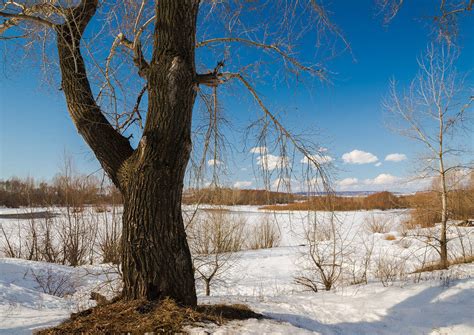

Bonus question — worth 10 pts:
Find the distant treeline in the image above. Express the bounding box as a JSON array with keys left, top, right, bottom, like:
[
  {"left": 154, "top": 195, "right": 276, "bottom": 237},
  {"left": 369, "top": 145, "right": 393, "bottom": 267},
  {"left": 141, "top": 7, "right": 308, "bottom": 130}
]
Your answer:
[
  {"left": 182, "top": 188, "right": 302, "bottom": 206},
  {"left": 2, "top": 175, "right": 473, "bottom": 226},
  {"left": 0, "top": 176, "right": 121, "bottom": 208},
  {"left": 262, "top": 187, "right": 474, "bottom": 224},
  {"left": 0, "top": 179, "right": 299, "bottom": 208},
  {"left": 261, "top": 191, "right": 406, "bottom": 211}
]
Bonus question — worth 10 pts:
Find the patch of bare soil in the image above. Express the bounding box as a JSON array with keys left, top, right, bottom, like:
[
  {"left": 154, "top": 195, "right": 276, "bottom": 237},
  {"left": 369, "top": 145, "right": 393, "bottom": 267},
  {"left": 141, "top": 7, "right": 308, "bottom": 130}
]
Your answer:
[{"left": 36, "top": 298, "right": 262, "bottom": 334}]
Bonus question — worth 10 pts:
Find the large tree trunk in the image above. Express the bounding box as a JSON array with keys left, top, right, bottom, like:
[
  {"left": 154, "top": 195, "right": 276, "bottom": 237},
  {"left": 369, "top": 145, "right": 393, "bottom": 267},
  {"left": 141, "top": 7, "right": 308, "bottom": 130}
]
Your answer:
[
  {"left": 121, "top": 171, "right": 196, "bottom": 304},
  {"left": 55, "top": 0, "right": 199, "bottom": 306},
  {"left": 119, "top": 0, "right": 199, "bottom": 305}
]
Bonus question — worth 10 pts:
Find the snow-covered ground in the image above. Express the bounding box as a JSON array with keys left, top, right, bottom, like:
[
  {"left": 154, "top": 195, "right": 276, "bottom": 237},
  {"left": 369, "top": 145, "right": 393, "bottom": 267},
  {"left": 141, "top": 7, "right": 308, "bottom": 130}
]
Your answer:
[{"left": 0, "top": 206, "right": 473, "bottom": 334}]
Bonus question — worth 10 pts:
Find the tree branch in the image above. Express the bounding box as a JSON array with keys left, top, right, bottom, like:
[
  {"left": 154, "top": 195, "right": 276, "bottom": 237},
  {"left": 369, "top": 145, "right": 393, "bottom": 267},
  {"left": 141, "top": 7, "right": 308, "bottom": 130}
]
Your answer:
[
  {"left": 196, "top": 37, "right": 324, "bottom": 78},
  {"left": 54, "top": 0, "right": 134, "bottom": 188},
  {"left": 116, "top": 33, "right": 150, "bottom": 78},
  {"left": 0, "top": 11, "right": 55, "bottom": 33}
]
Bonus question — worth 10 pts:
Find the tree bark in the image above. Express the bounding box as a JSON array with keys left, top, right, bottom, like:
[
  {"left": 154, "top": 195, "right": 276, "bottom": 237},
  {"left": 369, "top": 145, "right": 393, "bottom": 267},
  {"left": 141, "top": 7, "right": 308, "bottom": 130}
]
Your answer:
[
  {"left": 439, "top": 160, "right": 449, "bottom": 269},
  {"left": 205, "top": 279, "right": 210, "bottom": 296},
  {"left": 55, "top": 1, "right": 134, "bottom": 188},
  {"left": 439, "top": 104, "right": 448, "bottom": 270},
  {"left": 54, "top": 0, "right": 200, "bottom": 306}
]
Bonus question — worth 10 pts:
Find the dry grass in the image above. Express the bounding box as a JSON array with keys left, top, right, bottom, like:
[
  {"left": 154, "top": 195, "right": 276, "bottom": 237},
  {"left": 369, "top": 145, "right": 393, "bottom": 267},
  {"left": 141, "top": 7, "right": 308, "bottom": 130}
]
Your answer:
[
  {"left": 384, "top": 234, "right": 397, "bottom": 241},
  {"left": 413, "top": 255, "right": 474, "bottom": 273},
  {"left": 183, "top": 188, "right": 298, "bottom": 206},
  {"left": 364, "top": 215, "right": 392, "bottom": 234},
  {"left": 402, "top": 187, "right": 474, "bottom": 229},
  {"left": 247, "top": 219, "right": 281, "bottom": 250},
  {"left": 37, "top": 298, "right": 262, "bottom": 334},
  {"left": 262, "top": 191, "right": 406, "bottom": 211}
]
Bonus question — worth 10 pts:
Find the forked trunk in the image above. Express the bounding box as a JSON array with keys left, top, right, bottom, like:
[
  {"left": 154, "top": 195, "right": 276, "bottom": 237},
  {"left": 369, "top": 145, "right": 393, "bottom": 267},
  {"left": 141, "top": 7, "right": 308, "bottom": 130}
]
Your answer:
[
  {"left": 119, "top": 0, "right": 200, "bottom": 305},
  {"left": 55, "top": 0, "right": 200, "bottom": 306}
]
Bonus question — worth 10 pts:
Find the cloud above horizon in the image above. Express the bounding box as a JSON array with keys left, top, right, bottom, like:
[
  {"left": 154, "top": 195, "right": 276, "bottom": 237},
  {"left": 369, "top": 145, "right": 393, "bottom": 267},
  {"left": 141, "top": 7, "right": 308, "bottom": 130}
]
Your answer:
[
  {"left": 385, "top": 153, "right": 407, "bottom": 162},
  {"left": 249, "top": 146, "right": 268, "bottom": 154},
  {"left": 336, "top": 177, "right": 359, "bottom": 187},
  {"left": 365, "top": 173, "right": 399, "bottom": 185},
  {"left": 342, "top": 150, "right": 378, "bottom": 164},
  {"left": 300, "top": 154, "right": 333, "bottom": 165},
  {"left": 257, "top": 154, "right": 288, "bottom": 171},
  {"left": 335, "top": 174, "right": 404, "bottom": 191},
  {"left": 233, "top": 181, "right": 253, "bottom": 188},
  {"left": 207, "top": 159, "right": 223, "bottom": 166}
]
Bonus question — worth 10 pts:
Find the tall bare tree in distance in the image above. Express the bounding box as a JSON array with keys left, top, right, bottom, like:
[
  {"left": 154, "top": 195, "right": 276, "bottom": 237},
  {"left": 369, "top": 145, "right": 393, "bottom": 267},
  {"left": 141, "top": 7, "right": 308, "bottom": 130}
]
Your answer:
[{"left": 384, "top": 44, "right": 473, "bottom": 269}]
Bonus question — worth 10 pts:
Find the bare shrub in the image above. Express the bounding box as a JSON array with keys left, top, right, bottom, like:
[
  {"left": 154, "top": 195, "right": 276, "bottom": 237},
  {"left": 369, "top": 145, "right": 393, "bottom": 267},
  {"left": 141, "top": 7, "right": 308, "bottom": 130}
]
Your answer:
[
  {"left": 364, "top": 214, "right": 392, "bottom": 234},
  {"left": 295, "top": 214, "right": 346, "bottom": 292},
  {"left": 247, "top": 218, "right": 281, "bottom": 250},
  {"left": 346, "top": 236, "right": 375, "bottom": 285},
  {"left": 374, "top": 256, "right": 406, "bottom": 286},
  {"left": 58, "top": 208, "right": 97, "bottom": 266},
  {"left": 37, "top": 216, "right": 61, "bottom": 263},
  {"left": 0, "top": 206, "right": 126, "bottom": 266},
  {"left": 187, "top": 211, "right": 245, "bottom": 296},
  {"left": 97, "top": 206, "right": 122, "bottom": 264},
  {"left": 1, "top": 224, "right": 22, "bottom": 258},
  {"left": 453, "top": 225, "right": 474, "bottom": 263},
  {"left": 28, "top": 267, "right": 76, "bottom": 297},
  {"left": 405, "top": 206, "right": 439, "bottom": 229},
  {"left": 1, "top": 211, "right": 62, "bottom": 263}
]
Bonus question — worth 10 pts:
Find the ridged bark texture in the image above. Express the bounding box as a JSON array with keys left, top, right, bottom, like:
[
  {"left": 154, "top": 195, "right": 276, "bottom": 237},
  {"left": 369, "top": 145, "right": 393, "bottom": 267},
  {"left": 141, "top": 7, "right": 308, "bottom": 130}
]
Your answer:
[
  {"left": 120, "top": 0, "right": 199, "bottom": 305},
  {"left": 54, "top": 0, "right": 199, "bottom": 306}
]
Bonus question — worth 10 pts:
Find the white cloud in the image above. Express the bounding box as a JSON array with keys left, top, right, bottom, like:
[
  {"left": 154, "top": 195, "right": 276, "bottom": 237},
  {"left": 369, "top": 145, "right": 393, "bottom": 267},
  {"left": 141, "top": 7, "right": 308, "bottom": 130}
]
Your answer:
[
  {"left": 404, "top": 176, "right": 433, "bottom": 191},
  {"left": 306, "top": 177, "right": 325, "bottom": 190},
  {"left": 337, "top": 178, "right": 359, "bottom": 187},
  {"left": 272, "top": 177, "right": 291, "bottom": 190},
  {"left": 207, "top": 159, "right": 223, "bottom": 166},
  {"left": 233, "top": 181, "right": 252, "bottom": 188},
  {"left": 342, "top": 150, "right": 378, "bottom": 164},
  {"left": 257, "top": 154, "right": 288, "bottom": 171},
  {"left": 250, "top": 146, "right": 268, "bottom": 154},
  {"left": 300, "top": 154, "right": 333, "bottom": 165},
  {"left": 365, "top": 173, "right": 399, "bottom": 185},
  {"left": 385, "top": 153, "right": 407, "bottom": 162},
  {"left": 375, "top": 162, "right": 382, "bottom": 167}
]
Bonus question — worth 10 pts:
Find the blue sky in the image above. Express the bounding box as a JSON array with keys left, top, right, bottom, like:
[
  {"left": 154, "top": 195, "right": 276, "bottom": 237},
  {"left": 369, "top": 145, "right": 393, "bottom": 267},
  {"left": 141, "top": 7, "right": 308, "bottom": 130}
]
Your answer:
[{"left": 1, "top": 0, "right": 472, "bottom": 192}]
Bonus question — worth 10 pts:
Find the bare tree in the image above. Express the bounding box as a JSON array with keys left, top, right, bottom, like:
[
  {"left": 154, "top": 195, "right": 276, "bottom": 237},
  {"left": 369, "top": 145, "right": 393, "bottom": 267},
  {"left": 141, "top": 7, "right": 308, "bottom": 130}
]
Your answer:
[
  {"left": 384, "top": 44, "right": 472, "bottom": 269},
  {"left": 377, "top": 0, "right": 473, "bottom": 45},
  {"left": 2, "top": 0, "right": 469, "bottom": 307},
  {"left": 0, "top": 0, "right": 340, "bottom": 305}
]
